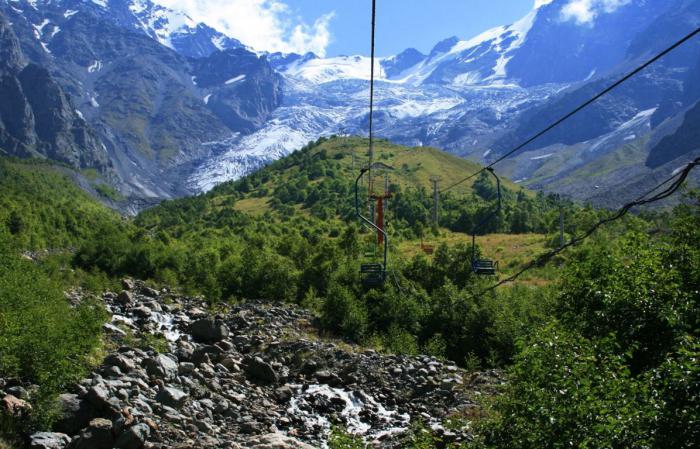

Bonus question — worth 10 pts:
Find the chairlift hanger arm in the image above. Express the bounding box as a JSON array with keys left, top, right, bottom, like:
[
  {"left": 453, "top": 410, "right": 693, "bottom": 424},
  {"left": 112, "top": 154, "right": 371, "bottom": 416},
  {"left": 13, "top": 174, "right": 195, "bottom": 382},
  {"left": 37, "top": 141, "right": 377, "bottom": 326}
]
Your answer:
[
  {"left": 471, "top": 168, "right": 502, "bottom": 236},
  {"left": 355, "top": 169, "right": 388, "bottom": 268}
]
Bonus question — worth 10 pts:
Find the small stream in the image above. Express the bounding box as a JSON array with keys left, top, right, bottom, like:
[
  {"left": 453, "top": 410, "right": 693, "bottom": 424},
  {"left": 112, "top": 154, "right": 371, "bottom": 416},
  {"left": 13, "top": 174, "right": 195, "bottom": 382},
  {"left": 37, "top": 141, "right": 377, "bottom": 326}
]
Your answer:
[{"left": 288, "top": 384, "right": 410, "bottom": 446}]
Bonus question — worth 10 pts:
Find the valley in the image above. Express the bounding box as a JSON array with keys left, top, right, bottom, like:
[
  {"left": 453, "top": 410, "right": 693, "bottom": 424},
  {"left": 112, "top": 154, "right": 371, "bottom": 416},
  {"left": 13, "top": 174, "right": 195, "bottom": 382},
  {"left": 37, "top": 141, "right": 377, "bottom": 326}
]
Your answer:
[{"left": 1, "top": 1, "right": 699, "bottom": 448}]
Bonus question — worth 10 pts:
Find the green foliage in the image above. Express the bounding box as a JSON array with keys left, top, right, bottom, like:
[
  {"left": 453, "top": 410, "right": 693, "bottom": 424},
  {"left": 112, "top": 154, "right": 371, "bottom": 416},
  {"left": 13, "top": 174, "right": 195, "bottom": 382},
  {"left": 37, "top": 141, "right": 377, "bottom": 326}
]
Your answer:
[
  {"left": 478, "top": 196, "right": 700, "bottom": 449},
  {"left": 481, "top": 326, "right": 649, "bottom": 449},
  {"left": 0, "top": 233, "right": 106, "bottom": 428},
  {"left": 0, "top": 158, "right": 121, "bottom": 249},
  {"left": 328, "top": 427, "right": 367, "bottom": 449}
]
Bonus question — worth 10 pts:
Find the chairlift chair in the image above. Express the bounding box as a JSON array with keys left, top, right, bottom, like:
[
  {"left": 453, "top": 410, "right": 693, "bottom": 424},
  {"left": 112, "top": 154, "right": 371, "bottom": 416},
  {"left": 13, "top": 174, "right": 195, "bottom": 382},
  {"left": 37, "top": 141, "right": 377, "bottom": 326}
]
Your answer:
[
  {"left": 470, "top": 168, "right": 502, "bottom": 276},
  {"left": 355, "top": 167, "right": 389, "bottom": 287}
]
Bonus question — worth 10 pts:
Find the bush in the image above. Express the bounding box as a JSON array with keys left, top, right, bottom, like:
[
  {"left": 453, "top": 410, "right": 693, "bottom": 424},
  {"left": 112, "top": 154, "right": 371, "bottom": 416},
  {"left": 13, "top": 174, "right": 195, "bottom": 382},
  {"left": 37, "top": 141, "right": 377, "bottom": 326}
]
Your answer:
[
  {"left": 0, "top": 234, "right": 106, "bottom": 427},
  {"left": 480, "top": 326, "right": 649, "bottom": 449}
]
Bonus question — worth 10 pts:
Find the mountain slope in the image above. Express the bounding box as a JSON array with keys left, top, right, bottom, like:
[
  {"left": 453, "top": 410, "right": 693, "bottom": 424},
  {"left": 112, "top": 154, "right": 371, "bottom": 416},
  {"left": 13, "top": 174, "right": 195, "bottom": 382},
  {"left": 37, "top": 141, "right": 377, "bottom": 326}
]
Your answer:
[
  {"left": 0, "top": 0, "right": 281, "bottom": 202},
  {"left": 0, "top": 13, "right": 110, "bottom": 172}
]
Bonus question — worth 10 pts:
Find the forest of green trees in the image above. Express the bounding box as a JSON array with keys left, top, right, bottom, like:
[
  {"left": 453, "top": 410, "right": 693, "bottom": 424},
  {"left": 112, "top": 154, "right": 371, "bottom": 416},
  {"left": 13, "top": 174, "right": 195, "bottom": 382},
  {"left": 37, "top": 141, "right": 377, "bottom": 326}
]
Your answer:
[{"left": 1, "top": 139, "right": 697, "bottom": 447}]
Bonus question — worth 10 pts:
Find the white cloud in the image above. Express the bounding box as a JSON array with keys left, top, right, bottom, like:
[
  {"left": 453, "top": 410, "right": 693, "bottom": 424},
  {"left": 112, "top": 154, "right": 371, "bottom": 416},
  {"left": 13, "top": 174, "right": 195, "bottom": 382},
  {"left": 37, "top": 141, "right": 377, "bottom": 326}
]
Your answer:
[
  {"left": 560, "top": 0, "right": 631, "bottom": 25},
  {"left": 153, "top": 0, "right": 335, "bottom": 56}
]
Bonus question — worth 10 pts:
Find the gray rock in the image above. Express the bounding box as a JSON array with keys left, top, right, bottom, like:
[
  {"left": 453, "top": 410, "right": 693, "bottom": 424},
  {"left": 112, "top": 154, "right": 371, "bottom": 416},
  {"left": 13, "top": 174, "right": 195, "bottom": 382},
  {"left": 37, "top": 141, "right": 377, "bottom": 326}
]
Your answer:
[
  {"left": 86, "top": 384, "right": 115, "bottom": 411},
  {"left": 143, "top": 287, "right": 159, "bottom": 298},
  {"left": 144, "top": 354, "right": 178, "bottom": 380},
  {"left": 114, "top": 423, "right": 150, "bottom": 449},
  {"left": 245, "top": 433, "right": 316, "bottom": 449},
  {"left": 54, "top": 394, "right": 94, "bottom": 435},
  {"left": 104, "top": 354, "right": 135, "bottom": 373},
  {"left": 29, "top": 432, "right": 71, "bottom": 449},
  {"left": 121, "top": 279, "right": 136, "bottom": 291},
  {"left": 243, "top": 356, "right": 278, "bottom": 384},
  {"left": 117, "top": 291, "right": 133, "bottom": 306},
  {"left": 155, "top": 387, "right": 188, "bottom": 409},
  {"left": 190, "top": 318, "right": 229, "bottom": 343},
  {"left": 69, "top": 418, "right": 113, "bottom": 449}
]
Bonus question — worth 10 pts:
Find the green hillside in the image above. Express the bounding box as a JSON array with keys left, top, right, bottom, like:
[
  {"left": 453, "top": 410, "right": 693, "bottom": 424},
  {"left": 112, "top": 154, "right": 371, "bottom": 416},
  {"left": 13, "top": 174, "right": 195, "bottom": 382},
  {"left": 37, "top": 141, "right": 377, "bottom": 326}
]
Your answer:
[
  {"left": 0, "top": 158, "right": 124, "bottom": 249},
  {"left": 2, "top": 140, "right": 697, "bottom": 449}
]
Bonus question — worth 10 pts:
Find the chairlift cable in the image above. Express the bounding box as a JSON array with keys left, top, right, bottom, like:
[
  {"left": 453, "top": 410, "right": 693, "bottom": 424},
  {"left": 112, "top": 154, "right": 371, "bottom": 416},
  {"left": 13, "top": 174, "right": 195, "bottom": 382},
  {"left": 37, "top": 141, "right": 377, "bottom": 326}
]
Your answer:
[
  {"left": 440, "top": 26, "right": 700, "bottom": 194},
  {"left": 480, "top": 156, "right": 700, "bottom": 293}
]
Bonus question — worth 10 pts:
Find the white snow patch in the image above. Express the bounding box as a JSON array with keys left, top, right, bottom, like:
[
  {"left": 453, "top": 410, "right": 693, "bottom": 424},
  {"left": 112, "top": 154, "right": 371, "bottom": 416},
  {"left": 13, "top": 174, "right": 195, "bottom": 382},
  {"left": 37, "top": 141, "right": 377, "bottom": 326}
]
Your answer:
[
  {"left": 453, "top": 71, "right": 483, "bottom": 86},
  {"left": 212, "top": 35, "right": 226, "bottom": 51},
  {"left": 49, "top": 26, "right": 61, "bottom": 39},
  {"left": 203, "top": 94, "right": 212, "bottom": 104},
  {"left": 530, "top": 153, "right": 553, "bottom": 160},
  {"left": 285, "top": 55, "right": 385, "bottom": 84},
  {"left": 91, "top": 0, "right": 108, "bottom": 8},
  {"left": 34, "top": 19, "right": 50, "bottom": 33},
  {"left": 483, "top": 149, "right": 492, "bottom": 157},
  {"left": 87, "top": 60, "right": 102, "bottom": 73},
  {"left": 75, "top": 109, "right": 84, "bottom": 120},
  {"left": 224, "top": 74, "right": 246, "bottom": 85},
  {"left": 623, "top": 134, "right": 636, "bottom": 141},
  {"left": 64, "top": 10, "right": 79, "bottom": 19},
  {"left": 191, "top": 76, "right": 197, "bottom": 86},
  {"left": 39, "top": 41, "right": 52, "bottom": 54},
  {"left": 90, "top": 95, "right": 100, "bottom": 108}
]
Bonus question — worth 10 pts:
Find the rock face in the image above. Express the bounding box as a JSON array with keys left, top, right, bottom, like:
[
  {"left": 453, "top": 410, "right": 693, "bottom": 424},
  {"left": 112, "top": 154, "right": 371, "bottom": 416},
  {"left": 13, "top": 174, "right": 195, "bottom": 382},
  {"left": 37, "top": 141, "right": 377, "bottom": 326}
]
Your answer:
[
  {"left": 0, "top": 1, "right": 282, "bottom": 203},
  {"left": 23, "top": 281, "right": 502, "bottom": 449},
  {"left": 0, "top": 14, "right": 109, "bottom": 172}
]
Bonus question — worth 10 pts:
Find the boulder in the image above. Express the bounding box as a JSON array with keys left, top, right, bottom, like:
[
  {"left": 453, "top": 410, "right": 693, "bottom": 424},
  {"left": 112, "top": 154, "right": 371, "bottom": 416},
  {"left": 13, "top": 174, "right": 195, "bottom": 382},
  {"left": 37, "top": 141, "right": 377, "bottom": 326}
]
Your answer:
[
  {"left": 29, "top": 432, "right": 71, "bottom": 449},
  {"left": 68, "top": 418, "right": 114, "bottom": 449},
  {"left": 243, "top": 357, "right": 278, "bottom": 384},
  {"left": 114, "top": 423, "right": 150, "bottom": 449},
  {"left": 155, "top": 387, "right": 188, "bottom": 409},
  {"left": 121, "top": 279, "right": 136, "bottom": 291},
  {"left": 142, "top": 287, "right": 159, "bottom": 298},
  {"left": 190, "top": 318, "right": 229, "bottom": 343},
  {"left": 1, "top": 394, "right": 31, "bottom": 418},
  {"left": 245, "top": 433, "right": 316, "bottom": 449},
  {"left": 86, "top": 384, "right": 115, "bottom": 411},
  {"left": 54, "top": 393, "right": 94, "bottom": 435},
  {"left": 144, "top": 354, "right": 178, "bottom": 380},
  {"left": 104, "top": 354, "right": 136, "bottom": 373},
  {"left": 117, "top": 291, "right": 134, "bottom": 306}
]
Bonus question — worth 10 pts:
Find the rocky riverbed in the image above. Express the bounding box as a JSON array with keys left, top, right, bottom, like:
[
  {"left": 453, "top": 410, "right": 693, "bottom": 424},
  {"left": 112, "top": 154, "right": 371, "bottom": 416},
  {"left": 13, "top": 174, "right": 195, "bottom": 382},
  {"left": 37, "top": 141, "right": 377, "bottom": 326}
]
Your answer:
[{"left": 4, "top": 281, "right": 503, "bottom": 449}]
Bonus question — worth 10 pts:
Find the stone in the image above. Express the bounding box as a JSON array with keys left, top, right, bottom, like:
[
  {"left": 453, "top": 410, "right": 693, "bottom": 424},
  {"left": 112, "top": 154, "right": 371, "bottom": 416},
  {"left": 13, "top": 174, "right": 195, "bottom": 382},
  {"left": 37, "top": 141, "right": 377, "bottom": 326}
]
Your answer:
[
  {"left": 143, "top": 287, "right": 159, "bottom": 298},
  {"left": 2, "top": 394, "right": 31, "bottom": 418},
  {"left": 86, "top": 384, "right": 115, "bottom": 411},
  {"left": 244, "top": 357, "right": 278, "bottom": 384},
  {"left": 103, "top": 323, "right": 127, "bottom": 338},
  {"left": 69, "top": 418, "right": 114, "bottom": 449},
  {"left": 155, "top": 387, "right": 188, "bottom": 409},
  {"left": 144, "top": 354, "right": 178, "bottom": 380},
  {"left": 105, "top": 354, "right": 136, "bottom": 373},
  {"left": 121, "top": 279, "right": 136, "bottom": 291},
  {"left": 117, "top": 291, "right": 134, "bottom": 306},
  {"left": 246, "top": 433, "right": 316, "bottom": 449},
  {"left": 114, "top": 423, "right": 151, "bottom": 449},
  {"left": 54, "top": 394, "right": 94, "bottom": 435},
  {"left": 275, "top": 385, "right": 293, "bottom": 403},
  {"left": 29, "top": 432, "right": 71, "bottom": 449},
  {"left": 190, "top": 318, "right": 229, "bottom": 343}
]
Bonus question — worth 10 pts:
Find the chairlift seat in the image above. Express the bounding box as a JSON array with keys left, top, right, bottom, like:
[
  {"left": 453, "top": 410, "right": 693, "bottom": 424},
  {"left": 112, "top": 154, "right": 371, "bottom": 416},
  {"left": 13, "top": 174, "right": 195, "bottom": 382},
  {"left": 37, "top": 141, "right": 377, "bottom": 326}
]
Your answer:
[
  {"left": 472, "top": 259, "right": 497, "bottom": 276},
  {"left": 360, "top": 263, "right": 386, "bottom": 286}
]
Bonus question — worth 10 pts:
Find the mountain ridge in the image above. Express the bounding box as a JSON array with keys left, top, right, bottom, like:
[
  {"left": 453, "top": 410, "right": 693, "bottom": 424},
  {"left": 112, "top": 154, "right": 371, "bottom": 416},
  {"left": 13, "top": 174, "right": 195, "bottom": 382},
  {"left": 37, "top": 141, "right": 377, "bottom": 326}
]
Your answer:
[{"left": 1, "top": 0, "right": 699, "bottom": 209}]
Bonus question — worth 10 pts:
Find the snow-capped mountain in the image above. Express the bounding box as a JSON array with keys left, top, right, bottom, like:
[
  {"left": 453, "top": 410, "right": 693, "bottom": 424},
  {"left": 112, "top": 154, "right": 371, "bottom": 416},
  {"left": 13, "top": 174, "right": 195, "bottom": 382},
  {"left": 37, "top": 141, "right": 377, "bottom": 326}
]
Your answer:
[
  {"left": 190, "top": 0, "right": 700, "bottom": 205},
  {"left": 0, "top": 0, "right": 280, "bottom": 201},
  {"left": 1, "top": 0, "right": 699, "bottom": 207}
]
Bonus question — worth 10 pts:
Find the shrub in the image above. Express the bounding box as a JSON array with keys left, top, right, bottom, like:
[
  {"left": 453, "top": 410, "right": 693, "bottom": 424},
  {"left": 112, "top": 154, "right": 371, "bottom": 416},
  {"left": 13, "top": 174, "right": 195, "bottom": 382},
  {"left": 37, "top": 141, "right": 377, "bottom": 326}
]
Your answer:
[{"left": 0, "top": 234, "right": 106, "bottom": 427}]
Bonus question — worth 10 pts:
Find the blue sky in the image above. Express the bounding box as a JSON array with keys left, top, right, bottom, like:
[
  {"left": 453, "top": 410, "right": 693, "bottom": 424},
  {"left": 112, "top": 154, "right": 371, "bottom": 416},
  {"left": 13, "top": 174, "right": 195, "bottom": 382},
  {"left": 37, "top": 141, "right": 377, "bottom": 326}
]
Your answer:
[
  {"left": 157, "top": 0, "right": 539, "bottom": 57},
  {"left": 284, "top": 0, "right": 535, "bottom": 57}
]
